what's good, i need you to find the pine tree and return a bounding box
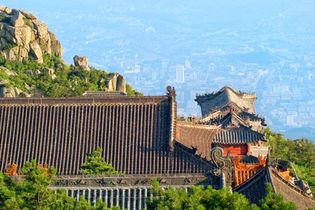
[147,185,259,210]
[0,160,118,209]
[80,147,119,175]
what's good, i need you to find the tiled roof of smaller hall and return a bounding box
[212,126,266,144]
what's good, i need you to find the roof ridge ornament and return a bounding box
[210,147,232,189]
[166,86,176,98]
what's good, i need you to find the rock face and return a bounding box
[0,6,62,63]
[0,66,16,76]
[0,83,29,97]
[105,73,126,93]
[73,55,90,70]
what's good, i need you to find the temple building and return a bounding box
[0,86,314,209]
[195,86,257,117]
[177,87,269,188]
[195,87,268,158]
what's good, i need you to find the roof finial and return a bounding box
[166,86,176,98]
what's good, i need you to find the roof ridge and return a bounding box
[177,121,219,130]
[213,124,266,144]
[199,110,222,122]
[0,96,170,105]
[219,112,248,128]
[239,124,266,138]
[219,86,256,97]
[233,167,267,191]
[196,87,255,98]
[231,112,248,126]
[269,167,315,200]
[174,142,214,166]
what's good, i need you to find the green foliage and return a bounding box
[0,160,119,210]
[259,184,296,210]
[151,178,162,196]
[75,196,91,210]
[0,173,22,209]
[80,147,119,175]
[147,185,259,210]
[126,84,143,96]
[18,160,57,209]
[264,128,315,192]
[0,55,141,97]
[148,184,298,210]
[0,70,9,82]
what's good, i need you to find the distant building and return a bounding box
[195,86,257,117]
[185,59,191,69]
[124,64,141,74]
[175,65,185,83]
[133,64,141,73]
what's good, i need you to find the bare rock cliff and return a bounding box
[106,73,127,93]
[0,6,134,98]
[73,55,90,71]
[0,6,62,63]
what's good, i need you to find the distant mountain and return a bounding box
[285,127,315,141]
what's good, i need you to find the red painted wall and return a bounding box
[220,144,248,156]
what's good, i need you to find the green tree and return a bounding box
[0,173,22,209]
[147,183,259,210]
[0,160,119,210]
[18,160,58,209]
[148,182,298,210]
[75,196,91,210]
[264,128,315,192]
[0,55,141,98]
[50,189,76,210]
[80,147,119,175]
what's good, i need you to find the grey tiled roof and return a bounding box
[239,111,264,122]
[213,126,265,144]
[268,168,315,209]
[234,168,269,203]
[240,155,259,164]
[195,86,257,116]
[236,167,315,209]
[82,91,127,97]
[176,122,219,161]
[200,109,265,129]
[219,112,247,128]
[0,96,211,175]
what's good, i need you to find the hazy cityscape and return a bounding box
[5,0,315,140]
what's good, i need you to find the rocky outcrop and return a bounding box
[73,55,90,71]
[105,73,126,93]
[42,67,56,79]
[0,82,29,97]
[0,7,136,98]
[0,6,62,63]
[0,66,16,76]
